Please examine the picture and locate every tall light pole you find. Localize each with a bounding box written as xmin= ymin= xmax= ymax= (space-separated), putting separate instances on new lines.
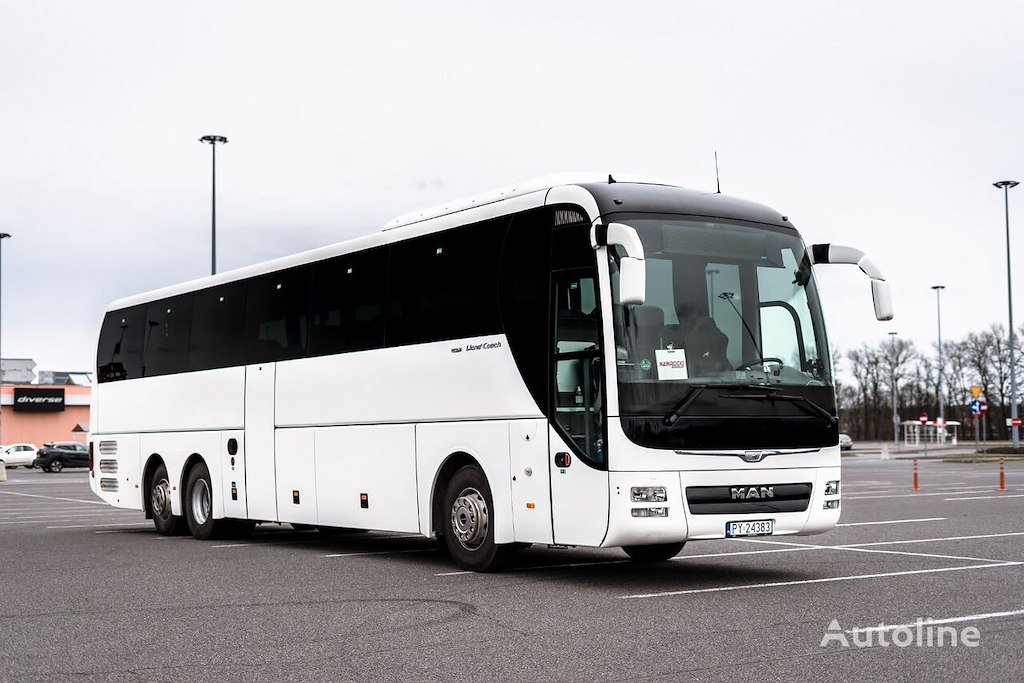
xmin=199 ymin=135 xmax=228 ymax=275
xmin=0 ymin=232 xmax=10 ymax=445
xmin=706 ymin=268 xmax=720 ymax=314
xmin=889 ymin=330 xmax=899 ymax=448
xmin=931 ymin=285 xmax=946 ymax=435
xmin=995 ymin=180 xmax=1020 ymax=448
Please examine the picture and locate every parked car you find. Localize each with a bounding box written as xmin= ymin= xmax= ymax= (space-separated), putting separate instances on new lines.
xmin=839 ymin=433 xmax=853 ymax=451
xmin=33 ymin=442 xmax=89 ymax=472
xmin=0 ymin=443 xmax=39 ymax=468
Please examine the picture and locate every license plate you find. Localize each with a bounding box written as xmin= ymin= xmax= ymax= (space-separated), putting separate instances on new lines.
xmin=725 ymin=519 xmax=774 ymax=538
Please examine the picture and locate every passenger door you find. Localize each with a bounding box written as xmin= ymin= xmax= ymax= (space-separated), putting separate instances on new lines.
xmin=548 ymin=228 xmax=610 ymax=546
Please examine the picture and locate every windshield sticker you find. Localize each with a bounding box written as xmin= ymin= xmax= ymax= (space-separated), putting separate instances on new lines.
xmin=640 ymin=358 xmax=652 ymax=371
xmin=656 ymin=349 xmax=688 ymax=380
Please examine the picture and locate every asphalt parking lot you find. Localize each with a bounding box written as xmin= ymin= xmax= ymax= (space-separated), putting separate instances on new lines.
xmin=1 ymin=458 xmax=1022 ymax=681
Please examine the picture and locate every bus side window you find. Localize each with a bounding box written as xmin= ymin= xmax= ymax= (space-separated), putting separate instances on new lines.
xmin=97 ymin=306 xmax=146 ymax=382
xmin=310 ymin=248 xmax=387 ymax=355
xmin=244 ymin=266 xmax=312 ymax=363
xmin=189 ymin=281 xmax=246 ymax=372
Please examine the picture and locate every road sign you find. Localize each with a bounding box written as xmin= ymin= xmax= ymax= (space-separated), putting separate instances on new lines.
xmin=970 ymin=385 xmax=982 ymax=399
xmin=969 ymin=399 xmax=982 ymax=415
xmin=981 ymin=401 xmax=988 ymax=414
xmin=919 ymin=412 xmax=928 ymax=425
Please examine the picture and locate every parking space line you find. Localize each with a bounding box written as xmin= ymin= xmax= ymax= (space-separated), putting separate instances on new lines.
xmin=322 ymin=549 xmax=433 ymax=558
xmin=212 ymin=544 xmax=250 ymax=548
xmin=45 ymin=528 xmax=149 ymax=532
xmin=845 ymin=489 xmax=1024 ymax=500
xmin=0 ymin=490 xmax=107 ymax=505
xmin=836 ymin=517 xmax=946 ymax=527
xmin=944 ymin=494 xmax=1024 ymax=501
xmin=847 ymin=608 xmax=1024 ymax=634
xmin=619 ymin=562 xmax=1024 ymax=599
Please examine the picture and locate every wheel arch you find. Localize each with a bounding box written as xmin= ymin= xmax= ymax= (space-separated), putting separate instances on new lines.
xmin=141 ymin=453 xmax=168 ymax=520
xmin=430 ymin=451 xmax=482 ymax=538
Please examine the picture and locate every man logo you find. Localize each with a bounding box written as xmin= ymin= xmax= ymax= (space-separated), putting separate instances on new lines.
xmin=730 ymin=486 xmax=775 ymax=500
xmin=741 ymin=450 xmax=779 ymax=463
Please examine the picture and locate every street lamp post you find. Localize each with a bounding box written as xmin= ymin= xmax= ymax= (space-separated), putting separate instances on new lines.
xmin=995 ymin=180 xmax=1020 ymax=448
xmin=0 ymin=232 xmax=10 ymax=444
xmin=199 ymin=135 xmax=228 ymax=275
xmin=889 ymin=330 xmax=899 ymax=448
xmin=931 ymin=285 xmax=946 ymax=441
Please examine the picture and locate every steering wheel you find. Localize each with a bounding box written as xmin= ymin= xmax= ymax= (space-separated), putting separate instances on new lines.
xmin=736 ymin=357 xmax=784 ymax=370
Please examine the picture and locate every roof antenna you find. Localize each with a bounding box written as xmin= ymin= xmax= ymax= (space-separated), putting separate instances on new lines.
xmin=714 ymin=151 xmax=721 ymax=194
xmin=608 ymin=174 xmax=616 ymax=184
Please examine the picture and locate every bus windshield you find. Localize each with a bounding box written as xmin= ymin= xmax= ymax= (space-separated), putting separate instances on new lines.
xmin=610 ymin=216 xmax=832 ymax=417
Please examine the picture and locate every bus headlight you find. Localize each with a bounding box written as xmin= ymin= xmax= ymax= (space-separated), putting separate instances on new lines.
xmin=631 ymin=486 xmax=667 ymax=502
xmin=823 ymin=500 xmax=840 ymax=510
xmin=824 ymin=480 xmax=840 ymax=496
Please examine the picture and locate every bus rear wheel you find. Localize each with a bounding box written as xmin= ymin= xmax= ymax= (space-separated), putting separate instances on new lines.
xmin=184 ymin=461 xmax=228 ymax=540
xmin=622 ymin=542 xmax=686 ymax=562
xmin=442 ymin=465 xmax=511 ymax=572
xmin=149 ymin=462 xmax=184 ymax=535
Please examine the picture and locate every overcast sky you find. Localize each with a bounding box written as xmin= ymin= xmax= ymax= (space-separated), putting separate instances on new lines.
xmin=2 ymin=1 xmax=1023 ymax=379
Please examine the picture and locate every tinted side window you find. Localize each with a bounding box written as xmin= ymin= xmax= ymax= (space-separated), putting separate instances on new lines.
xmin=96 ymin=306 xmax=146 ymax=382
xmin=245 ymin=266 xmax=312 ymax=363
xmin=499 ymin=207 xmax=552 ymax=413
xmin=310 ymin=248 xmax=387 ymax=355
xmin=143 ymin=293 xmax=193 ymax=377
xmin=190 ymin=281 xmax=247 ymax=371
xmin=387 ymin=218 xmax=507 ymax=347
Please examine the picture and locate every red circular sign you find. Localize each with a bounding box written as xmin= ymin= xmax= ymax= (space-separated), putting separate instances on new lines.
xmin=981 ymin=402 xmax=988 ymax=414
xmin=919 ymin=412 xmax=928 ymax=424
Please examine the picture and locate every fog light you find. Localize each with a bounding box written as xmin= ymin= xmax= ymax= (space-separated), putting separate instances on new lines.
xmin=631 ymin=486 xmax=667 ymax=502
xmin=631 ymin=507 xmax=669 ymax=518
xmin=823 ymin=499 xmax=840 ymax=510
xmin=824 ymin=480 xmax=840 ymax=496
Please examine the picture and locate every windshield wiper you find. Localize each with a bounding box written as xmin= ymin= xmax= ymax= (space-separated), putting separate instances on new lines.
xmin=662 ymin=384 xmax=709 ymax=428
xmin=728 ymin=388 xmax=837 ymax=426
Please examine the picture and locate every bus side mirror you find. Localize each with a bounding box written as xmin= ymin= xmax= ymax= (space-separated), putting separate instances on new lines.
xmin=810 ymin=243 xmax=893 ymax=321
xmin=871 ymin=280 xmax=894 ymax=321
xmin=592 ymin=222 xmax=646 ymax=306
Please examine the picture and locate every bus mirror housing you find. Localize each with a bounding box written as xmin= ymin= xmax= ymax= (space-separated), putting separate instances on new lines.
xmin=810 ymin=243 xmax=893 ymax=321
xmin=593 ymin=222 xmax=646 ymax=306
xmin=871 ymin=280 xmax=894 ymax=321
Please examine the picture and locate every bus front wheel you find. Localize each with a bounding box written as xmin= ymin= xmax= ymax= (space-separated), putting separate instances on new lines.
xmin=442 ymin=465 xmax=511 ymax=572
xmin=622 ymin=542 xmax=686 ymax=562
xmin=149 ymin=462 xmax=184 ymax=535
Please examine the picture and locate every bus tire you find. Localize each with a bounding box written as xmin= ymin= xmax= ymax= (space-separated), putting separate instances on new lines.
xmin=442 ymin=465 xmax=511 ymax=572
xmin=149 ymin=462 xmax=184 ymax=536
xmin=184 ymin=461 xmax=227 ymax=540
xmin=622 ymin=542 xmax=686 ymax=562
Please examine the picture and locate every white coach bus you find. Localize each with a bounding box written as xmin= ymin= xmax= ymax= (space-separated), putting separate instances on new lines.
xmin=89 ymin=174 xmax=892 ymax=571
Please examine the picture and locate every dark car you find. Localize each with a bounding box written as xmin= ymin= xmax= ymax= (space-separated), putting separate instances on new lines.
xmin=33 ymin=442 xmax=89 ymax=472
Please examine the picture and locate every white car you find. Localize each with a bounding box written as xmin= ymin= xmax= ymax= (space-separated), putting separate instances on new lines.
xmin=0 ymin=443 xmax=40 ymax=468
xmin=838 ymin=433 xmax=853 ymax=451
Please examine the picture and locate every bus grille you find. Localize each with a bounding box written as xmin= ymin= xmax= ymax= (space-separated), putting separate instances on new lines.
xmin=98 ymin=441 xmax=118 ymax=456
xmin=99 ymin=478 xmax=119 ymax=492
xmin=685 ymin=483 xmax=812 ymax=515
xmin=98 ymin=459 xmax=119 ymax=474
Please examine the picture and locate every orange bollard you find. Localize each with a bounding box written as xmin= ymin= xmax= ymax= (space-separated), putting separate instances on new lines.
xmin=913 ymin=458 xmax=920 ymax=492
xmin=1000 ymin=457 xmax=1006 ymax=492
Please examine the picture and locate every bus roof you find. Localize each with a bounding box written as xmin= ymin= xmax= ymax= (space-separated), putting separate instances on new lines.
xmin=104 ymin=174 xmax=791 ymax=312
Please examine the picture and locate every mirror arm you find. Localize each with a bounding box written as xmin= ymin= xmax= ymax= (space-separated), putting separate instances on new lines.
xmin=810 ymin=243 xmax=885 ymax=281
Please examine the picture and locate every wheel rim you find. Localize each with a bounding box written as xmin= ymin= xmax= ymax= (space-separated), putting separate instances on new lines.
xmin=151 ymin=478 xmax=171 ymax=519
xmin=191 ymin=478 xmax=211 ymax=526
xmin=450 ymin=486 xmax=489 ymax=551
xmin=51 ymin=460 xmax=62 ymax=472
